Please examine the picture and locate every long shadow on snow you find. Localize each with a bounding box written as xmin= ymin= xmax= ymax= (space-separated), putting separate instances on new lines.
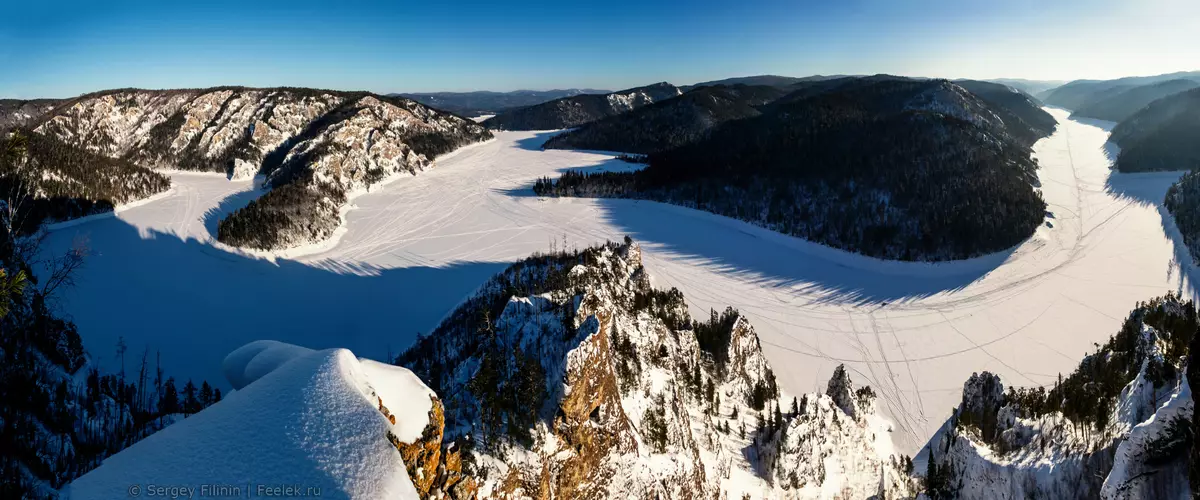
xmin=499 ymin=181 xmax=1015 ymax=306
xmin=591 ymin=199 xmax=1016 ymax=306
xmin=44 ymin=216 xmax=508 ymax=391
xmin=1104 ymin=169 xmax=1200 ymax=300
xmin=201 ymin=183 xmax=266 ymax=239
xmin=512 ymin=131 xmax=562 ymax=151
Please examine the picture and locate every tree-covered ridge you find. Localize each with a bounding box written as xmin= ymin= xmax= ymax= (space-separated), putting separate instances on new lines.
xmin=1072 ymin=79 xmax=1200 ymax=123
xmin=1040 ymin=71 xmax=1200 ymax=111
xmin=954 ymin=79 xmax=1058 ymax=146
xmin=0 ymin=129 xmax=171 ymax=235
xmin=536 ymin=78 xmax=1050 ymax=262
xmin=1111 ymin=87 xmax=1200 ymax=173
xmin=396 ymin=88 xmax=610 ymax=117
xmin=541 ymin=84 xmax=787 ymax=154
xmin=481 ymin=83 xmax=682 ymax=131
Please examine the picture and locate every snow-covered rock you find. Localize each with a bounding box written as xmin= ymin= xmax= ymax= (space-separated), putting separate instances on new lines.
xmin=65 ymin=341 xmax=446 ymax=500
xmin=925 ymin=294 xmax=1197 ymax=500
xmin=398 ymin=240 xmax=917 ymax=498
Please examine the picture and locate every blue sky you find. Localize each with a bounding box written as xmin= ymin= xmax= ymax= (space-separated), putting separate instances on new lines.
xmin=3 ymin=0 xmax=1198 ymax=98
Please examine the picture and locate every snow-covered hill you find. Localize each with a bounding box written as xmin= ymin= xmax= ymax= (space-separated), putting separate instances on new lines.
xmin=21 ymin=88 xmax=492 ymax=250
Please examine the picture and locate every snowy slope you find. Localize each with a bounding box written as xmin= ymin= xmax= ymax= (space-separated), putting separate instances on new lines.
xmin=64 ymin=341 xmax=435 ymax=500
xmin=39 ymin=107 xmax=1198 ymax=457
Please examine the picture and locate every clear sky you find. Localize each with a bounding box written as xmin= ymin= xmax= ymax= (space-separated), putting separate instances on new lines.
xmin=3 ymin=0 xmax=1198 ymax=98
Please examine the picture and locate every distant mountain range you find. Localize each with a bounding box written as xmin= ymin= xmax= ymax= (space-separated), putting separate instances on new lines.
xmin=681 ymin=74 xmax=850 ymax=90
xmin=482 ymin=83 xmax=682 ymax=130
xmin=1040 ymin=71 xmax=1200 ymax=110
xmin=393 ymin=88 xmax=609 ymax=116
xmin=542 ymin=84 xmax=787 ymax=154
xmin=1071 ymin=79 xmax=1200 ymax=123
xmin=984 ymin=78 xmax=1066 ymax=97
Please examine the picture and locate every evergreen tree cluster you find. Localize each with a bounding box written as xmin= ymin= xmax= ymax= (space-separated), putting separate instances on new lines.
xmin=1165 ymin=171 xmax=1200 ymax=264
xmin=0 ymin=129 xmax=171 ymax=235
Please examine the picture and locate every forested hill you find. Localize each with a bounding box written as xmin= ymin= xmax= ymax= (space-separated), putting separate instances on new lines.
xmin=541 ymin=84 xmax=787 ymax=154
xmin=1072 ymin=79 xmax=1200 ymax=123
xmin=395 ymin=88 xmax=609 ymax=116
xmin=1110 ymin=87 xmax=1200 ymax=173
xmin=1040 ymin=71 xmax=1200 ymax=110
xmin=535 ymin=78 xmax=1052 ymax=262
xmin=481 ymin=83 xmax=682 ymax=130
xmin=954 ymin=80 xmax=1058 ymax=145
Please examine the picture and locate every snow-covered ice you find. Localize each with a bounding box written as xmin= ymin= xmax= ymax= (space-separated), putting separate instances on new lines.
xmin=41 ymin=108 xmax=1197 ymax=454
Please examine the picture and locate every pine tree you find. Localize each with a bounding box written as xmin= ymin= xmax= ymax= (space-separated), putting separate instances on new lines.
xmin=160 ymin=377 xmax=179 ymax=415
xmin=182 ymin=380 xmax=199 ymax=414
xmin=790 ymin=396 xmax=799 ymax=416
xmin=199 ymin=381 xmax=213 ymax=408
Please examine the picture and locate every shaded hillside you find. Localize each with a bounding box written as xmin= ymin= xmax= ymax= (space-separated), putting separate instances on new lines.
xmin=1111 ymin=87 xmax=1200 ymax=173
xmin=542 ymin=85 xmax=786 ymax=154
xmin=1041 ymin=71 xmax=1200 ymax=110
xmin=0 ymin=129 xmax=171 ymax=234
xmin=28 ymin=87 xmax=491 ymax=250
xmin=482 ymin=83 xmax=681 ymax=130
xmin=395 ymin=88 xmax=609 ymax=116
xmin=1073 ymin=79 xmax=1200 ymax=122
xmin=534 ymin=79 xmax=1050 ymax=262
xmin=955 ymin=80 xmax=1058 ymax=145
xmin=0 ymin=99 xmax=62 ymax=131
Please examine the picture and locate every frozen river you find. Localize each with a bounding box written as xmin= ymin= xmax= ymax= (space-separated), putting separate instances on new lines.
xmin=45 ymin=108 xmax=1196 ymax=453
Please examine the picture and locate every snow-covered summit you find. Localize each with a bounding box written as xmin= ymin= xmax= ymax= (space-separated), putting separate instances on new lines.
xmin=64 ymin=341 xmax=441 ymax=500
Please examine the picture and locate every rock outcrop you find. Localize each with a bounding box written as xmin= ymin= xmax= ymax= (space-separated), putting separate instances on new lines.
xmin=926 ymin=294 xmax=1197 ymax=500
xmin=398 ymin=239 xmax=917 ymax=498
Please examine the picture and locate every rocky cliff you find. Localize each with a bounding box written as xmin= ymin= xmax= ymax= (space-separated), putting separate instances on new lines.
xmin=398 ymin=239 xmax=916 ymax=498
xmin=926 ymin=294 xmax=1196 ymax=500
